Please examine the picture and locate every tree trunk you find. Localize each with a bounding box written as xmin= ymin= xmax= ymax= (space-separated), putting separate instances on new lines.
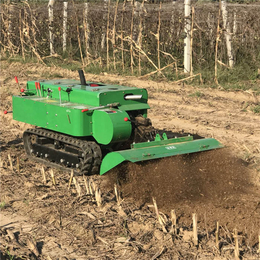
xmin=133 ymin=1 xmax=141 ymax=43
xmin=101 ymin=0 xmax=108 ymax=50
xmin=63 ymin=2 xmax=68 ymax=53
xmin=84 ymin=3 xmax=90 ymax=64
xmin=184 ymin=0 xmax=191 ymax=73
xmin=233 ymin=10 xmax=237 ymax=35
xmin=170 ymin=0 xmax=176 ymax=44
xmin=48 ymin=0 xmax=55 ymax=55
xmin=221 ymin=0 xmax=234 ymax=68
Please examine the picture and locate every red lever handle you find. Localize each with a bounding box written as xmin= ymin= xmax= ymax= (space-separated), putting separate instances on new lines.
xmin=81 ymin=109 xmax=89 ymax=113
xmin=4 ymin=110 xmax=12 ymax=114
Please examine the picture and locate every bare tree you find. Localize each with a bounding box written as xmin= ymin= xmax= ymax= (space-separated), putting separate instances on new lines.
xmin=63 ymin=2 xmax=68 ymax=53
xmin=101 ymin=0 xmax=108 ymax=50
xmin=221 ymin=0 xmax=234 ymax=68
xmin=48 ymin=0 xmax=55 ymax=55
xmin=184 ymin=0 xmax=191 ymax=73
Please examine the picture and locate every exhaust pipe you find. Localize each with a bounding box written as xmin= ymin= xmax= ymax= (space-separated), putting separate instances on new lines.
xmin=78 ymin=70 xmax=87 ymax=86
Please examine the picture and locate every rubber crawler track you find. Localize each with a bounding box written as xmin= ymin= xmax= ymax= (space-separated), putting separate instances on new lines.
xmin=23 ymin=128 xmax=102 ymax=175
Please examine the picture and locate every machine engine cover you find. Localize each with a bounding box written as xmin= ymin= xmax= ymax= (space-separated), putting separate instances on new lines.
xmin=92 ymin=109 xmax=132 ymax=145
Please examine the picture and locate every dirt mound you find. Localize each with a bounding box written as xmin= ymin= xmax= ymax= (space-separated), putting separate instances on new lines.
xmin=104 ymin=149 xmax=260 ymax=244
xmin=106 ymin=149 xmax=250 ymax=209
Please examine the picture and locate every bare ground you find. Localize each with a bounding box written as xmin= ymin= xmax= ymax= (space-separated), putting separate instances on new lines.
xmin=0 ymin=61 xmax=260 ymax=259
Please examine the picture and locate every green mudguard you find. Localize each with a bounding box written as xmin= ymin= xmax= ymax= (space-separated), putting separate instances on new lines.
xmin=100 ymin=137 xmax=224 ymax=175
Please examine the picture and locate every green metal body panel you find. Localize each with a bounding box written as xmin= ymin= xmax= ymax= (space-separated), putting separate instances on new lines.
xmin=13 ymin=95 xmax=92 ymax=136
xmin=100 ymin=138 xmax=224 ymax=175
xmin=13 ymin=79 xmax=149 ymax=142
xmin=26 ymin=80 xmax=149 ymax=111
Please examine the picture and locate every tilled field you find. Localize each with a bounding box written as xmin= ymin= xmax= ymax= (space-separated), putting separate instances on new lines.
xmin=0 ymin=61 xmax=260 ymax=259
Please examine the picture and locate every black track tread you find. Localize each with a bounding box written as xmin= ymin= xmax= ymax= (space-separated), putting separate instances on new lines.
xmin=23 ymin=128 xmax=102 ymax=176
xmin=79 ymin=142 xmax=94 ymax=176
xmin=89 ymin=141 xmax=102 ymax=175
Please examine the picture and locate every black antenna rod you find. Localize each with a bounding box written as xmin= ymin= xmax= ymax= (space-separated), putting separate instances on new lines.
xmin=78 ymin=70 xmax=87 ymax=85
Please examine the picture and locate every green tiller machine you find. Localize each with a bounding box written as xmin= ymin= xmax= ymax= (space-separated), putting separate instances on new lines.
xmin=10 ymin=71 xmax=223 ymax=175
